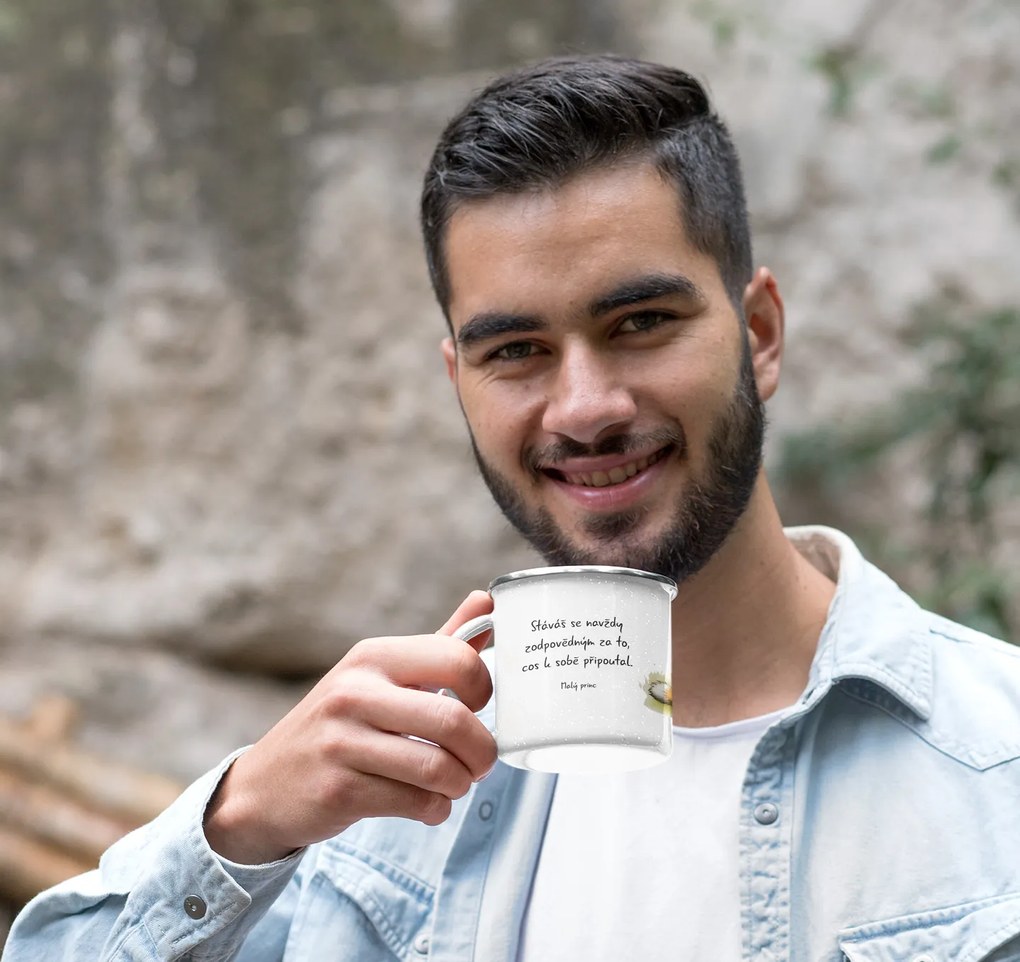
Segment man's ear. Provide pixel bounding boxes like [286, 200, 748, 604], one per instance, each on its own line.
[441, 336, 457, 384]
[742, 267, 785, 402]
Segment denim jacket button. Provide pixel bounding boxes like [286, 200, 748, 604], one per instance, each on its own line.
[183, 895, 207, 919]
[754, 802, 779, 825]
[413, 933, 431, 954]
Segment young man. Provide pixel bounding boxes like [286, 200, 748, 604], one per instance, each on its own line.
[8, 55, 1020, 962]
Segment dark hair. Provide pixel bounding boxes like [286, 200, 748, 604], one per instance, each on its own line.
[421, 54, 752, 320]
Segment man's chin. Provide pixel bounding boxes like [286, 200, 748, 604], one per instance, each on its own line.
[531, 520, 671, 572]
[577, 507, 648, 542]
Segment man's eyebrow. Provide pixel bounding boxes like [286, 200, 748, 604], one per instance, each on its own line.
[588, 273, 706, 316]
[456, 312, 546, 347]
[455, 273, 704, 346]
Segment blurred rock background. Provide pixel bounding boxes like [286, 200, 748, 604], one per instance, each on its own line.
[0, 0, 1017, 937]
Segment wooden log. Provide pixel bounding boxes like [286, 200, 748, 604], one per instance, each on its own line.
[19, 693, 78, 744]
[0, 767, 135, 863]
[0, 699, 186, 913]
[0, 716, 183, 825]
[0, 825, 94, 906]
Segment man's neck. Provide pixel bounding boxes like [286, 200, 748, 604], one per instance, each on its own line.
[669, 479, 836, 728]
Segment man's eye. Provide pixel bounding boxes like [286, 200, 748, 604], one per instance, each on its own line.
[489, 341, 537, 361]
[616, 311, 672, 334]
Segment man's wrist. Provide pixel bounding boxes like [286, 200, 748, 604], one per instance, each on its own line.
[203, 757, 293, 865]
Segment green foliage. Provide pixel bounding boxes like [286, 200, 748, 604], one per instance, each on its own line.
[811, 46, 857, 117]
[993, 157, 1020, 190]
[915, 84, 956, 120]
[690, 0, 740, 50]
[0, 2, 24, 42]
[927, 132, 963, 165]
[777, 297, 1020, 640]
[808, 41, 885, 119]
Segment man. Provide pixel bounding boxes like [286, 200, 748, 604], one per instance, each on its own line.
[8, 55, 1020, 962]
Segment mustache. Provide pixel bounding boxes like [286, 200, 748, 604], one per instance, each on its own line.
[524, 425, 686, 477]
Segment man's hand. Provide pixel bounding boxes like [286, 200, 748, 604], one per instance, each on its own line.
[203, 591, 496, 864]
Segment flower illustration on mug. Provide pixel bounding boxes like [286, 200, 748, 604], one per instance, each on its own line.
[642, 672, 672, 714]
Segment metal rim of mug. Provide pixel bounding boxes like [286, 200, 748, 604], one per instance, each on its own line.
[489, 565, 678, 599]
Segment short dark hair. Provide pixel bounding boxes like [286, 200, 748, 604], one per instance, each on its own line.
[421, 54, 753, 321]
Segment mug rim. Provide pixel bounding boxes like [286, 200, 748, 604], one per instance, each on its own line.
[489, 565, 677, 598]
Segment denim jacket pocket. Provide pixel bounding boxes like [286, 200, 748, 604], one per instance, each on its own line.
[839, 893, 1020, 962]
[284, 841, 435, 962]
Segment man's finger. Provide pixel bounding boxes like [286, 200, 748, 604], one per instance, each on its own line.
[359, 686, 497, 775]
[437, 589, 493, 651]
[361, 636, 492, 709]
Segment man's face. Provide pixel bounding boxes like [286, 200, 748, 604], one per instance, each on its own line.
[442, 163, 768, 583]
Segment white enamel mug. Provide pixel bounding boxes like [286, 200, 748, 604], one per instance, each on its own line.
[454, 565, 677, 774]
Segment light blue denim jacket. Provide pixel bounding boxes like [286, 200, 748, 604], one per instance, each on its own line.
[8, 526, 1020, 962]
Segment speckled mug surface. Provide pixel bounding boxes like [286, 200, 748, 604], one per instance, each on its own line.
[454, 566, 676, 774]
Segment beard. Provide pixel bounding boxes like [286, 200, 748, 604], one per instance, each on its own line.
[468, 340, 766, 585]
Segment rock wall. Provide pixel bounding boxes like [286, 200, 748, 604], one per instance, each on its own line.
[0, 0, 1016, 782]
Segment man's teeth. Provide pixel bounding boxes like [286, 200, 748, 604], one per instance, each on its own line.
[563, 451, 663, 487]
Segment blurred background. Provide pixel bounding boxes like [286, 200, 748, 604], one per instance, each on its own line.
[0, 0, 1017, 940]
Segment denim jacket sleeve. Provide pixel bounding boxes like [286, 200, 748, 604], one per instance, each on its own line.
[3, 749, 304, 962]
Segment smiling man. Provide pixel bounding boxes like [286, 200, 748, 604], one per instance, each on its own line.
[9, 55, 1020, 962]
[439, 163, 768, 582]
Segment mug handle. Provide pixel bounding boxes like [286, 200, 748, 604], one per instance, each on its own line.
[451, 614, 494, 646]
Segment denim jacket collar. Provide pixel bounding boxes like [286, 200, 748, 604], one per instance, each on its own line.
[788, 525, 934, 721]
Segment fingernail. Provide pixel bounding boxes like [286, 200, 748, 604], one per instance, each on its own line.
[476, 760, 498, 782]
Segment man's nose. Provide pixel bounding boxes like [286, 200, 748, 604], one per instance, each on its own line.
[540, 345, 637, 444]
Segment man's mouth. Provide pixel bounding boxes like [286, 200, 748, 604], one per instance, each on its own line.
[542, 446, 671, 488]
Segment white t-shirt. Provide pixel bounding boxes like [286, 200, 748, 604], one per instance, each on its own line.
[516, 708, 787, 960]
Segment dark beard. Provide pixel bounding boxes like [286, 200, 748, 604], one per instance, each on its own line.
[469, 340, 766, 585]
